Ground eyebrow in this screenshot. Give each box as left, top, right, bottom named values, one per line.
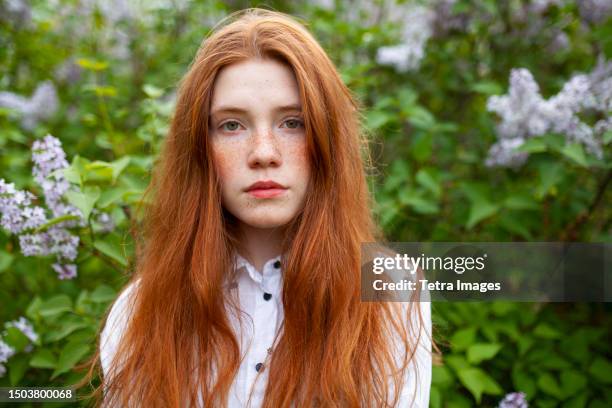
left=209, top=104, right=303, bottom=117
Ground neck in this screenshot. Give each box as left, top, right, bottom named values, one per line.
left=237, top=223, right=285, bottom=273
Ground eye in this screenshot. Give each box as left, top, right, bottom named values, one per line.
left=220, top=120, right=243, bottom=132
left=281, top=118, right=304, bottom=129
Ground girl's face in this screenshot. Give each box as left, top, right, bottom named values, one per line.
left=209, top=58, right=311, bottom=229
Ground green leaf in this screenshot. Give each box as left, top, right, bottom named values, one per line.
left=405, top=105, right=436, bottom=129
left=415, top=168, right=442, bottom=198
left=560, top=369, right=587, bottom=397
left=3, top=327, right=30, bottom=352
left=143, top=84, right=164, bottom=98
left=399, top=191, right=439, bottom=214
left=430, top=385, right=442, bottom=408
left=76, top=58, right=108, bottom=70
left=559, top=143, right=588, bottom=167
left=589, top=357, right=612, bottom=384
left=516, top=137, right=547, bottom=153
left=563, top=392, right=588, bottom=408
left=512, top=365, right=536, bottom=398
left=366, top=110, right=392, bottom=129
left=30, top=349, right=57, bottom=369
left=502, top=193, right=540, bottom=210
left=411, top=132, right=433, bottom=162
left=8, top=354, right=29, bottom=386
left=432, top=365, right=453, bottom=386
left=538, top=372, right=564, bottom=399
left=39, top=294, right=72, bottom=319
left=45, top=315, right=90, bottom=342
left=51, top=340, right=90, bottom=379
left=457, top=367, right=503, bottom=404
left=94, top=237, right=128, bottom=267
left=445, top=355, right=470, bottom=373
left=533, top=323, right=562, bottom=339
left=450, top=327, right=477, bottom=351
left=0, top=250, right=14, bottom=272
left=466, top=343, right=502, bottom=364
left=109, top=156, right=130, bottom=183
left=470, top=81, right=502, bottom=95
left=65, top=186, right=100, bottom=220
left=26, top=297, right=43, bottom=320
left=536, top=161, right=564, bottom=198
left=90, top=284, right=117, bottom=303
left=466, top=200, right=498, bottom=229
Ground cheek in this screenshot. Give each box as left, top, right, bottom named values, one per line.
left=288, top=140, right=311, bottom=187
left=211, top=145, right=234, bottom=187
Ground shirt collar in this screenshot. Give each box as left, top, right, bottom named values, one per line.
left=233, top=252, right=283, bottom=285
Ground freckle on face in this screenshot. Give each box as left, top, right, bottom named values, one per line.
left=208, top=58, right=311, bottom=229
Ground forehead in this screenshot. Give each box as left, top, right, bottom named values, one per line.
left=210, top=58, right=301, bottom=111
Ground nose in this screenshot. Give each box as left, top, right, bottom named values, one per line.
left=247, top=127, right=282, bottom=169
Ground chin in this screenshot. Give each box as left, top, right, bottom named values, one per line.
left=240, top=212, right=295, bottom=229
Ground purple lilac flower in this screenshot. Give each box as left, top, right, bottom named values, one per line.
left=0, top=339, right=16, bottom=378
left=0, top=81, right=58, bottom=131
left=1, top=0, right=32, bottom=28
left=52, top=263, right=77, bottom=280
left=486, top=62, right=611, bottom=168
left=0, top=179, right=47, bottom=234
left=6, top=317, right=38, bottom=343
left=18, top=225, right=80, bottom=261
left=578, top=0, right=612, bottom=24
left=31, top=134, right=86, bottom=228
left=498, top=391, right=528, bottom=408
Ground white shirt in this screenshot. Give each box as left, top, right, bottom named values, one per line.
left=100, top=253, right=432, bottom=407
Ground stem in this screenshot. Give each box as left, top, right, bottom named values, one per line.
left=560, top=168, right=612, bottom=241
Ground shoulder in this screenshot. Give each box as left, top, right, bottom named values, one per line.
left=386, top=299, right=432, bottom=407
left=99, top=278, right=141, bottom=378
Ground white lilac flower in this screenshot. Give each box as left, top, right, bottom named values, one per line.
left=485, top=138, right=529, bottom=168
left=578, top=0, right=612, bottom=24
left=0, top=81, right=59, bottom=131
left=1, top=0, right=32, bottom=27
left=0, top=339, right=15, bottom=364
left=0, top=179, right=47, bottom=234
left=498, top=391, right=528, bottom=408
left=486, top=63, right=611, bottom=167
left=376, top=4, right=435, bottom=72
left=6, top=317, right=38, bottom=343
left=52, top=263, right=77, bottom=280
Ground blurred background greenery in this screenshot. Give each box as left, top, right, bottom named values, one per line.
left=0, top=0, right=610, bottom=407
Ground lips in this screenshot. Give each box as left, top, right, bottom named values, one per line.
left=245, top=180, right=287, bottom=199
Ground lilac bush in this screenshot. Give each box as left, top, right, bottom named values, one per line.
left=486, top=58, right=612, bottom=168
left=0, top=134, right=113, bottom=280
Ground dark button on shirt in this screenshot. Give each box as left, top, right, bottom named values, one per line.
left=255, top=362, right=264, bottom=372
left=263, top=292, right=272, bottom=301
left=273, top=260, right=281, bottom=269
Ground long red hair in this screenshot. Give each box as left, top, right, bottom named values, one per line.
left=77, top=7, right=432, bottom=407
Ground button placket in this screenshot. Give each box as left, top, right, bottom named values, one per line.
left=251, top=260, right=280, bottom=381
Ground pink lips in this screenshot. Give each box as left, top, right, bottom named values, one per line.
left=245, top=180, right=287, bottom=198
